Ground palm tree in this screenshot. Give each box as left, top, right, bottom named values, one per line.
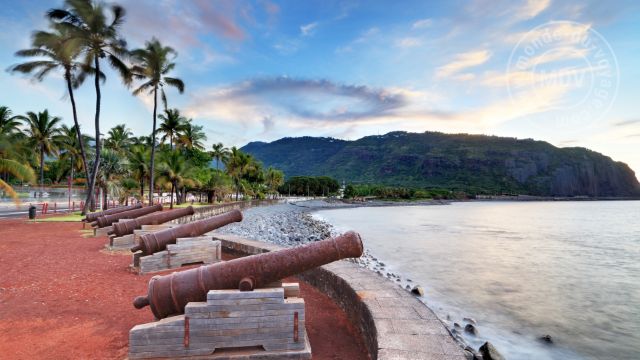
left=210, top=143, right=229, bottom=170
left=206, top=169, right=232, bottom=203
left=177, top=120, right=206, bottom=151
left=48, top=0, right=131, bottom=213
left=265, top=167, right=284, bottom=198
left=95, top=148, right=128, bottom=210
left=157, top=108, right=186, bottom=149
left=0, top=106, right=24, bottom=136
left=104, top=124, right=133, bottom=154
left=157, top=150, right=193, bottom=209
left=0, top=156, right=35, bottom=205
left=128, top=144, right=149, bottom=200
left=10, top=25, right=97, bottom=187
left=130, top=38, right=184, bottom=206
left=22, top=110, right=63, bottom=189
left=225, top=147, right=252, bottom=201
left=118, top=178, right=138, bottom=205
left=0, top=132, right=35, bottom=205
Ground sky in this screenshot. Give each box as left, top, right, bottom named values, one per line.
left=1, top=0, right=639, bottom=177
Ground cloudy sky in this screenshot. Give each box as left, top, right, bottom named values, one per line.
left=1, top=0, right=639, bottom=176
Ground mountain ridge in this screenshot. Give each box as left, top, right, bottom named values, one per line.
left=241, top=131, right=640, bottom=197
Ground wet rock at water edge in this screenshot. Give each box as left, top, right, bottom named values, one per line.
left=453, top=322, right=462, bottom=330
left=479, top=342, right=505, bottom=360
left=464, top=323, right=478, bottom=335
left=463, top=317, right=477, bottom=325
left=465, top=346, right=483, bottom=360
left=539, top=334, right=553, bottom=344
left=411, top=285, right=424, bottom=296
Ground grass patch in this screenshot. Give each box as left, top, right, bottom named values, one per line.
left=36, top=212, right=84, bottom=222
left=172, top=202, right=212, bottom=208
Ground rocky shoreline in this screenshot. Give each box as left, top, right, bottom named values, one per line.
left=217, top=199, right=507, bottom=359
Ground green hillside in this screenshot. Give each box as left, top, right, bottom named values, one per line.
left=242, top=131, right=640, bottom=197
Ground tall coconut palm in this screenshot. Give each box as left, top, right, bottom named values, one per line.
left=210, top=143, right=229, bottom=170
left=22, top=110, right=63, bottom=189
left=157, top=108, right=186, bottom=149
left=48, top=0, right=131, bottom=213
left=177, top=120, right=206, bottom=151
left=157, top=150, right=193, bottom=209
left=104, top=124, right=133, bottom=154
left=0, top=106, right=24, bottom=136
left=130, top=38, right=184, bottom=205
left=9, top=25, right=98, bottom=187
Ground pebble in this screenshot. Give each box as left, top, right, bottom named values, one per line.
left=411, top=285, right=425, bottom=296
left=464, top=323, right=478, bottom=335
left=539, top=334, right=553, bottom=344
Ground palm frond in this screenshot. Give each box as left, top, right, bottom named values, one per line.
left=0, top=179, right=21, bottom=206
left=108, top=53, right=131, bottom=85
left=164, top=77, right=184, bottom=93
left=9, top=61, right=57, bottom=74
left=0, top=158, right=36, bottom=182
left=161, top=88, right=168, bottom=110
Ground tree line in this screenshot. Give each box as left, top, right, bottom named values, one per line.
left=1, top=0, right=285, bottom=211
left=0, top=106, right=285, bottom=209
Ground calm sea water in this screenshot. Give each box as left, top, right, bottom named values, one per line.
left=313, top=201, right=640, bottom=360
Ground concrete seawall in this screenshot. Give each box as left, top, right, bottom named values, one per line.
left=212, top=233, right=466, bottom=360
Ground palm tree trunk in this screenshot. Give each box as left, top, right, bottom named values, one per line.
left=65, top=70, right=88, bottom=190
left=70, top=156, right=74, bottom=195
left=83, top=57, right=102, bottom=214
left=149, top=86, right=158, bottom=205
left=140, top=177, right=144, bottom=200
left=169, top=182, right=175, bottom=209
left=102, top=185, right=108, bottom=210
left=39, top=144, right=44, bottom=193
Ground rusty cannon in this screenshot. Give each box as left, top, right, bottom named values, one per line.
left=83, top=203, right=142, bottom=223
left=133, top=231, right=363, bottom=319
left=130, top=209, right=243, bottom=255
left=108, top=206, right=195, bottom=237
left=92, top=204, right=163, bottom=228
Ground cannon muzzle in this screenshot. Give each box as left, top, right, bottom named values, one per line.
left=130, top=209, right=243, bottom=255
left=108, top=206, right=195, bottom=237
left=134, top=231, right=363, bottom=319
left=93, top=204, right=163, bottom=228
left=83, top=204, right=142, bottom=222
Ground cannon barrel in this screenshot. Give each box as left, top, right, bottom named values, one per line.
left=131, top=209, right=243, bottom=255
left=83, top=204, right=142, bottom=222
left=108, top=206, right=195, bottom=237
left=133, top=231, right=363, bottom=319
left=92, top=204, right=163, bottom=228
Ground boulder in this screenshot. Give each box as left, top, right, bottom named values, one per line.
left=464, top=323, right=478, bottom=335
left=479, top=342, right=505, bottom=360
left=463, top=317, right=477, bottom=325
left=411, top=285, right=424, bottom=296
left=539, top=334, right=553, bottom=344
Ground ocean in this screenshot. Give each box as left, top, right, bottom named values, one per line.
left=313, top=201, right=640, bottom=360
